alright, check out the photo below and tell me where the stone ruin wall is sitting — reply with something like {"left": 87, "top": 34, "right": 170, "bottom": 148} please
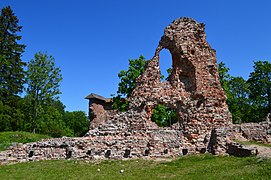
{"left": 229, "top": 115, "right": 271, "bottom": 143}
{"left": 0, "top": 17, "right": 270, "bottom": 165}
{"left": 85, "top": 17, "right": 233, "bottom": 154}
{"left": 129, "top": 17, "right": 232, "bottom": 137}
{"left": 86, "top": 94, "right": 117, "bottom": 129}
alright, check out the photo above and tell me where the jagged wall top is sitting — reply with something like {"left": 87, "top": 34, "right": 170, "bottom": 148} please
{"left": 157, "top": 17, "right": 210, "bottom": 56}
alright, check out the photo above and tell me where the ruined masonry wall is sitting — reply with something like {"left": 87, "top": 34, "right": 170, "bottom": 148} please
{"left": 229, "top": 121, "right": 271, "bottom": 143}
{"left": 0, "top": 131, "right": 185, "bottom": 165}
{"left": 130, "top": 18, "right": 232, "bottom": 138}
{"left": 0, "top": 17, "right": 256, "bottom": 165}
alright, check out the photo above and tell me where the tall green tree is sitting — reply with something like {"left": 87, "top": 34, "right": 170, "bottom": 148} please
{"left": 0, "top": 6, "right": 26, "bottom": 132}
{"left": 218, "top": 62, "right": 231, "bottom": 99}
{"left": 218, "top": 61, "right": 271, "bottom": 123}
{"left": 112, "top": 55, "right": 147, "bottom": 111}
{"left": 25, "top": 52, "right": 63, "bottom": 133}
{"left": 227, "top": 76, "right": 250, "bottom": 123}
{"left": 117, "top": 55, "right": 147, "bottom": 97}
{"left": 218, "top": 62, "right": 252, "bottom": 123}
{"left": 247, "top": 60, "right": 271, "bottom": 121}
{"left": 0, "top": 6, "right": 26, "bottom": 103}
{"left": 36, "top": 105, "right": 72, "bottom": 137}
{"left": 247, "top": 61, "right": 271, "bottom": 109}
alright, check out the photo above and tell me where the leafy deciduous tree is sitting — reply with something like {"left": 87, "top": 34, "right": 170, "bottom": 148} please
{"left": 218, "top": 62, "right": 252, "bottom": 123}
{"left": 227, "top": 76, "right": 250, "bottom": 123}
{"left": 25, "top": 52, "right": 63, "bottom": 133}
{"left": 247, "top": 60, "right": 271, "bottom": 121}
{"left": 218, "top": 62, "right": 231, "bottom": 99}
{"left": 63, "top": 111, "right": 89, "bottom": 137}
{"left": 218, "top": 61, "right": 271, "bottom": 123}
{"left": 117, "top": 55, "right": 147, "bottom": 97}
{"left": 248, "top": 61, "right": 271, "bottom": 110}
{"left": 112, "top": 55, "right": 147, "bottom": 111}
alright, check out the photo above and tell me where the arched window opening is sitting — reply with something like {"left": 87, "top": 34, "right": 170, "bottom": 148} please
{"left": 159, "top": 49, "right": 172, "bottom": 81}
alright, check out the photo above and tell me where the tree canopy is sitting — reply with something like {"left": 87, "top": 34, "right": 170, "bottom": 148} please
{"left": 25, "top": 52, "right": 63, "bottom": 133}
{"left": 248, "top": 61, "right": 271, "bottom": 110}
{"left": 218, "top": 61, "right": 271, "bottom": 123}
{"left": 112, "top": 55, "right": 147, "bottom": 111}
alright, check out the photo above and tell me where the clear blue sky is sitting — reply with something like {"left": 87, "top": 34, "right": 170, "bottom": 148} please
{"left": 1, "top": 0, "right": 271, "bottom": 112}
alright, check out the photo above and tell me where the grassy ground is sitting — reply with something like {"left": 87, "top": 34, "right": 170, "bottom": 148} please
{"left": 0, "top": 131, "right": 51, "bottom": 151}
{"left": 1, "top": 132, "right": 271, "bottom": 179}
{"left": 0, "top": 154, "right": 271, "bottom": 179}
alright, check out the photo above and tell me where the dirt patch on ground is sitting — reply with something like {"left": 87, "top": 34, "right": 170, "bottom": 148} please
{"left": 246, "top": 145, "right": 271, "bottom": 158}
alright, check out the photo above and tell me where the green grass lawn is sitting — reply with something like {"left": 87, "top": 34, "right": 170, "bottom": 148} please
{"left": 0, "top": 131, "right": 51, "bottom": 151}
{"left": 0, "top": 154, "right": 270, "bottom": 179}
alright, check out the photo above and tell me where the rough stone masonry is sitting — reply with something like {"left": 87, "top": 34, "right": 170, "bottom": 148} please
{"left": 0, "top": 17, "right": 270, "bottom": 165}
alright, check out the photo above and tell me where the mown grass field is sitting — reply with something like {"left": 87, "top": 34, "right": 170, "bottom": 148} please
{"left": 0, "top": 154, "right": 271, "bottom": 179}
{"left": 0, "top": 131, "right": 50, "bottom": 151}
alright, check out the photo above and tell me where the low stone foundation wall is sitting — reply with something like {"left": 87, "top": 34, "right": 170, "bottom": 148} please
{"left": 0, "top": 128, "right": 221, "bottom": 165}
{"left": 1, "top": 122, "right": 270, "bottom": 165}
{"left": 229, "top": 121, "right": 271, "bottom": 143}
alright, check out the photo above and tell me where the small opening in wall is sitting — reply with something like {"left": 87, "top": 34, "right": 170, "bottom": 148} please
{"left": 66, "top": 150, "right": 72, "bottom": 159}
{"left": 182, "top": 149, "right": 188, "bottom": 155}
{"left": 151, "top": 104, "right": 178, "bottom": 127}
{"left": 123, "top": 149, "right": 130, "bottom": 158}
{"left": 28, "top": 150, "right": 34, "bottom": 158}
{"left": 191, "top": 49, "right": 195, "bottom": 55}
{"left": 86, "top": 150, "right": 92, "bottom": 155}
{"left": 105, "top": 150, "right": 111, "bottom": 158}
{"left": 144, "top": 149, "right": 150, "bottom": 156}
{"left": 200, "top": 148, "right": 206, "bottom": 153}
{"left": 60, "top": 144, "right": 68, "bottom": 148}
